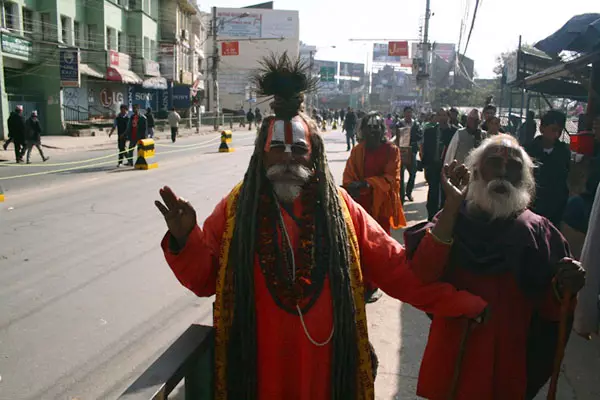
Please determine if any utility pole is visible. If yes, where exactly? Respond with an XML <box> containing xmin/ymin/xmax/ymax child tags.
<box><xmin>307</xmin><ymin>50</ymin><xmax>315</xmax><ymax>112</ymax></box>
<box><xmin>211</xmin><ymin>6</ymin><xmax>220</xmax><ymax>131</ymax></box>
<box><xmin>422</xmin><ymin>0</ymin><xmax>431</xmax><ymax>109</ymax></box>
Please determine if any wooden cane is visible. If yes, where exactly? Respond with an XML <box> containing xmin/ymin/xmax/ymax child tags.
<box><xmin>448</xmin><ymin>319</ymin><xmax>472</xmax><ymax>400</ymax></box>
<box><xmin>547</xmin><ymin>288</ymin><xmax>572</xmax><ymax>400</ymax></box>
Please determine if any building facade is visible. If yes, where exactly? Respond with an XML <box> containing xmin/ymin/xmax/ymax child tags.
<box><xmin>204</xmin><ymin>6</ymin><xmax>300</xmax><ymax>113</ymax></box>
<box><xmin>0</xmin><ymin>0</ymin><xmax>203</xmax><ymax>138</ymax></box>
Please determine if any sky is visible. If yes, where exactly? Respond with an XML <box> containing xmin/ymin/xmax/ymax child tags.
<box><xmin>201</xmin><ymin>0</ymin><xmax>599</xmax><ymax>78</ymax></box>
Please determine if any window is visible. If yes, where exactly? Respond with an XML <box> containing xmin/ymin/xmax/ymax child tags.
<box><xmin>22</xmin><ymin>8</ymin><xmax>33</xmax><ymax>36</ymax></box>
<box><xmin>41</xmin><ymin>13</ymin><xmax>51</xmax><ymax>41</ymax></box>
<box><xmin>128</xmin><ymin>35</ymin><xmax>137</xmax><ymax>56</ymax></box>
<box><xmin>144</xmin><ymin>0</ymin><xmax>151</xmax><ymax>15</ymax></box>
<box><xmin>2</xmin><ymin>2</ymin><xmax>16</xmax><ymax>31</ymax></box>
<box><xmin>87</xmin><ymin>24</ymin><xmax>97</xmax><ymax>49</ymax></box>
<box><xmin>118</xmin><ymin>0</ymin><xmax>128</xmax><ymax>8</ymax></box>
<box><xmin>150</xmin><ymin>40</ymin><xmax>156</xmax><ymax>60</ymax></box>
<box><xmin>61</xmin><ymin>15</ymin><xmax>71</xmax><ymax>44</ymax></box>
<box><xmin>118</xmin><ymin>31</ymin><xmax>125</xmax><ymax>53</ymax></box>
<box><xmin>129</xmin><ymin>0</ymin><xmax>138</xmax><ymax>9</ymax></box>
<box><xmin>143</xmin><ymin>36</ymin><xmax>150</xmax><ymax>59</ymax></box>
<box><xmin>74</xmin><ymin>21</ymin><xmax>81</xmax><ymax>47</ymax></box>
<box><xmin>106</xmin><ymin>27</ymin><xmax>115</xmax><ymax>50</ymax></box>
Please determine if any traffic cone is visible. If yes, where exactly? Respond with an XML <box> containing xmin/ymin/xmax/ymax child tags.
<box><xmin>219</xmin><ymin>130</ymin><xmax>234</xmax><ymax>152</ymax></box>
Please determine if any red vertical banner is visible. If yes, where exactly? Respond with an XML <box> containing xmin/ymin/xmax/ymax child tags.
<box><xmin>388</xmin><ymin>41</ymin><xmax>409</xmax><ymax>57</ymax></box>
<box><xmin>221</xmin><ymin>41</ymin><xmax>240</xmax><ymax>56</ymax></box>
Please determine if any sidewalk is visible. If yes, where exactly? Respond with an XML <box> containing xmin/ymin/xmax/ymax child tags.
<box><xmin>369</xmin><ymin>172</ymin><xmax>600</xmax><ymax>400</ymax></box>
<box><xmin>0</xmin><ymin>125</ymin><xmax>237</xmax><ymax>155</ymax></box>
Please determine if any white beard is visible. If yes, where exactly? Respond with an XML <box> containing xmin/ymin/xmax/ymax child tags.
<box><xmin>266</xmin><ymin>164</ymin><xmax>313</xmax><ymax>203</ymax></box>
<box><xmin>466</xmin><ymin>178</ymin><xmax>532</xmax><ymax>220</ymax></box>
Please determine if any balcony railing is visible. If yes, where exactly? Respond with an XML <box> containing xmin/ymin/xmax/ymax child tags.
<box><xmin>118</xmin><ymin>324</ymin><xmax>214</xmax><ymax>400</ymax></box>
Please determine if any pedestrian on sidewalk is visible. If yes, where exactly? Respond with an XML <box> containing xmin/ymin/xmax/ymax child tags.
<box><xmin>5</xmin><ymin>105</ymin><xmax>26</xmax><ymax>163</ymax></box>
<box><xmin>526</xmin><ymin>110</ymin><xmax>571</xmax><ymax>227</ymax></box>
<box><xmin>343</xmin><ymin>111</ymin><xmax>406</xmax><ymax>303</ymax></box>
<box><xmin>396</xmin><ymin>106</ymin><xmax>423</xmax><ymax>202</ymax></box>
<box><xmin>444</xmin><ymin>108</ymin><xmax>486</xmax><ymax>166</ymax></box>
<box><xmin>168</xmin><ymin>107</ymin><xmax>181</xmax><ymax>143</ymax></box>
<box><xmin>146</xmin><ymin>107</ymin><xmax>155</xmax><ymax>138</ymax></box>
<box><xmin>108</xmin><ymin>104</ymin><xmax>130</xmax><ymax>167</ymax></box>
<box><xmin>124</xmin><ymin>104</ymin><xmax>147</xmax><ymax>166</ymax></box>
<box><xmin>246</xmin><ymin>108</ymin><xmax>255</xmax><ymax>130</ymax></box>
<box><xmin>24</xmin><ymin>111</ymin><xmax>49</xmax><ymax>164</ymax></box>
<box><xmin>343</xmin><ymin>107</ymin><xmax>357</xmax><ymax>150</ymax></box>
<box><xmin>405</xmin><ymin>134</ymin><xmax>586</xmax><ymax>400</ymax></box>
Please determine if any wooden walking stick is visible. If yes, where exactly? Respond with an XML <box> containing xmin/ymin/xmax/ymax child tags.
<box><xmin>547</xmin><ymin>288</ymin><xmax>572</xmax><ymax>400</ymax></box>
<box><xmin>448</xmin><ymin>319</ymin><xmax>473</xmax><ymax>400</ymax></box>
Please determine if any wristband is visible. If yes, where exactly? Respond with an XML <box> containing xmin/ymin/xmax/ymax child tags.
<box><xmin>428</xmin><ymin>228</ymin><xmax>454</xmax><ymax>246</ymax></box>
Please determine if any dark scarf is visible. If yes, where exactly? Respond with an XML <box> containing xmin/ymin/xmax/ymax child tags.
<box><xmin>404</xmin><ymin>203</ymin><xmax>570</xmax><ymax>297</ymax></box>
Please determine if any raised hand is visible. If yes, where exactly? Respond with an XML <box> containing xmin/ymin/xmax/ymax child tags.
<box><xmin>554</xmin><ymin>257</ymin><xmax>586</xmax><ymax>296</ymax></box>
<box><xmin>441</xmin><ymin>161</ymin><xmax>470</xmax><ymax>209</ymax></box>
<box><xmin>155</xmin><ymin>186</ymin><xmax>197</xmax><ymax>244</ymax></box>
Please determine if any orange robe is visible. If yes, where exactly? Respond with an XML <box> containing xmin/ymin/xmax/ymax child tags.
<box><xmin>343</xmin><ymin>141</ymin><xmax>406</xmax><ymax>232</ymax></box>
<box><xmin>161</xmin><ymin>188</ymin><xmax>487</xmax><ymax>400</ymax></box>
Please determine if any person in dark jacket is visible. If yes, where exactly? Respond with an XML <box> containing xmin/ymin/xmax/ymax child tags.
<box><xmin>145</xmin><ymin>107</ymin><xmax>155</xmax><ymax>138</ymax></box>
<box><xmin>246</xmin><ymin>108</ymin><xmax>255</xmax><ymax>130</ymax></box>
<box><xmin>397</xmin><ymin>106</ymin><xmax>422</xmax><ymax>202</ymax></box>
<box><xmin>421</xmin><ymin>108</ymin><xmax>457</xmax><ymax>220</ymax></box>
<box><xmin>6</xmin><ymin>105</ymin><xmax>26</xmax><ymax>162</ymax></box>
<box><xmin>108</xmin><ymin>104</ymin><xmax>130</xmax><ymax>167</ymax></box>
<box><xmin>24</xmin><ymin>111</ymin><xmax>49</xmax><ymax>163</ymax></box>
<box><xmin>342</xmin><ymin>107</ymin><xmax>358</xmax><ymax>150</ymax></box>
<box><xmin>518</xmin><ymin>110</ymin><xmax>537</xmax><ymax>147</ymax></box>
<box><xmin>526</xmin><ymin>110</ymin><xmax>571</xmax><ymax>227</ymax></box>
<box><xmin>124</xmin><ymin>104</ymin><xmax>148</xmax><ymax>166</ymax></box>
<box><xmin>254</xmin><ymin>107</ymin><xmax>262</xmax><ymax>130</ymax></box>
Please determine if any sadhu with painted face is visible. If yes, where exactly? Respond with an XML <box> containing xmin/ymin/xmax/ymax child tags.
<box><xmin>405</xmin><ymin>134</ymin><xmax>586</xmax><ymax>400</ymax></box>
<box><xmin>154</xmin><ymin>53</ymin><xmax>488</xmax><ymax>400</ymax></box>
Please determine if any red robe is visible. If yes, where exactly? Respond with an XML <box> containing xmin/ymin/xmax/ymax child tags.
<box><xmin>161</xmin><ymin>189</ymin><xmax>487</xmax><ymax>400</ymax></box>
<box><xmin>406</xmin><ymin>209</ymin><xmax>571</xmax><ymax>400</ymax></box>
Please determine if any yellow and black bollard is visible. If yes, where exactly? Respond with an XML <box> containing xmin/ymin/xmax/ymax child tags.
<box><xmin>135</xmin><ymin>138</ymin><xmax>158</xmax><ymax>170</ymax></box>
<box><xmin>332</xmin><ymin>120</ymin><xmax>338</xmax><ymax>130</ymax></box>
<box><xmin>219</xmin><ymin>130</ymin><xmax>234</xmax><ymax>152</ymax></box>
<box><xmin>0</xmin><ymin>185</ymin><xmax>4</xmax><ymax>202</ymax></box>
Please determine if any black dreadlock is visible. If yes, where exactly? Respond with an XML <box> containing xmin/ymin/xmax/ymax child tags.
<box><xmin>226</xmin><ymin>53</ymin><xmax>358</xmax><ymax>400</ymax></box>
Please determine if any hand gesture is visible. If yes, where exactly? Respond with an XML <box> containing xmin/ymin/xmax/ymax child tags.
<box><xmin>441</xmin><ymin>161</ymin><xmax>470</xmax><ymax>208</ymax></box>
<box><xmin>554</xmin><ymin>257</ymin><xmax>586</xmax><ymax>296</ymax></box>
<box><xmin>155</xmin><ymin>186</ymin><xmax>197</xmax><ymax>244</ymax></box>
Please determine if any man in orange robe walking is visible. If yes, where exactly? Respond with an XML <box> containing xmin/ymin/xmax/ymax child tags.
<box><xmin>155</xmin><ymin>54</ymin><xmax>487</xmax><ymax>400</ymax></box>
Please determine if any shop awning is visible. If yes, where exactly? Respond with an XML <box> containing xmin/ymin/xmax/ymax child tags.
<box><xmin>106</xmin><ymin>67</ymin><xmax>143</xmax><ymax>84</ymax></box>
<box><xmin>80</xmin><ymin>63</ymin><xmax>105</xmax><ymax>79</ymax></box>
<box><xmin>142</xmin><ymin>76</ymin><xmax>168</xmax><ymax>90</ymax></box>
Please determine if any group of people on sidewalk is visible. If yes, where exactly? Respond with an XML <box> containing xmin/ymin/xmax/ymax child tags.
<box><xmin>153</xmin><ymin>54</ymin><xmax>597</xmax><ymax>400</ymax></box>
<box><xmin>3</xmin><ymin>105</ymin><xmax>49</xmax><ymax>164</ymax></box>
<box><xmin>108</xmin><ymin>104</ymin><xmax>181</xmax><ymax>167</ymax></box>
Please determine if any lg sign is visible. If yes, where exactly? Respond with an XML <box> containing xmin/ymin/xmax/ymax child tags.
<box><xmin>100</xmin><ymin>88</ymin><xmax>124</xmax><ymax>107</ymax></box>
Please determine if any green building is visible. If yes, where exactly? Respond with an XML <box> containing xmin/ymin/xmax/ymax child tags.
<box><xmin>0</xmin><ymin>0</ymin><xmax>188</xmax><ymax>138</ymax></box>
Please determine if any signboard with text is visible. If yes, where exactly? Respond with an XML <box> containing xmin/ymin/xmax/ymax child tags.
<box><xmin>1</xmin><ymin>33</ymin><xmax>33</xmax><ymax>59</ymax></box>
<box><xmin>339</xmin><ymin>62</ymin><xmax>364</xmax><ymax>78</ymax></box>
<box><xmin>221</xmin><ymin>41</ymin><xmax>239</xmax><ymax>56</ymax></box>
<box><xmin>319</xmin><ymin>66</ymin><xmax>335</xmax><ymax>82</ymax></box>
<box><xmin>388</xmin><ymin>41</ymin><xmax>409</xmax><ymax>57</ymax></box>
<box><xmin>217</xmin><ymin>11</ymin><xmax>262</xmax><ymax>38</ymax></box>
<box><xmin>60</xmin><ymin>49</ymin><xmax>80</xmax><ymax>88</ymax></box>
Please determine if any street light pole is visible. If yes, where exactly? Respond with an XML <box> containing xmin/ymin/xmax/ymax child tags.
<box><xmin>307</xmin><ymin>50</ymin><xmax>315</xmax><ymax>112</ymax></box>
<box><xmin>422</xmin><ymin>0</ymin><xmax>432</xmax><ymax>107</ymax></box>
<box><xmin>211</xmin><ymin>6</ymin><xmax>220</xmax><ymax>131</ymax></box>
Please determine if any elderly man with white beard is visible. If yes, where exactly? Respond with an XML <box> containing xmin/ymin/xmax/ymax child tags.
<box><xmin>404</xmin><ymin>134</ymin><xmax>586</xmax><ymax>400</ymax></box>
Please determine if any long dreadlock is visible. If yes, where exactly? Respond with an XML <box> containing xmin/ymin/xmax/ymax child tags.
<box><xmin>224</xmin><ymin>53</ymin><xmax>359</xmax><ymax>399</ymax></box>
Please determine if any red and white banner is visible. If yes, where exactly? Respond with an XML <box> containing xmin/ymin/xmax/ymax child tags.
<box><xmin>388</xmin><ymin>41</ymin><xmax>409</xmax><ymax>57</ymax></box>
<box><xmin>221</xmin><ymin>41</ymin><xmax>239</xmax><ymax>56</ymax></box>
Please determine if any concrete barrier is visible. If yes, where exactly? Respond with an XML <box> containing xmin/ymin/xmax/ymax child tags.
<box><xmin>135</xmin><ymin>138</ymin><xmax>158</xmax><ymax>170</ymax></box>
<box><xmin>218</xmin><ymin>130</ymin><xmax>234</xmax><ymax>153</ymax></box>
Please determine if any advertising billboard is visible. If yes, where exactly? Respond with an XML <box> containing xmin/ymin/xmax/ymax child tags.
<box><xmin>339</xmin><ymin>62</ymin><xmax>364</xmax><ymax>78</ymax></box>
<box><xmin>217</xmin><ymin>11</ymin><xmax>262</xmax><ymax>38</ymax></box>
<box><xmin>433</xmin><ymin>43</ymin><xmax>456</xmax><ymax>63</ymax></box>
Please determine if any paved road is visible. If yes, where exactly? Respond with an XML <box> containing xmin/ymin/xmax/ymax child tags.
<box><xmin>0</xmin><ymin>130</ymin><xmax>257</xmax><ymax>197</ymax></box>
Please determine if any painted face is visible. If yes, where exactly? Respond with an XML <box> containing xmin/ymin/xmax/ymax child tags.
<box><xmin>264</xmin><ymin>115</ymin><xmax>311</xmax><ymax>155</ymax></box>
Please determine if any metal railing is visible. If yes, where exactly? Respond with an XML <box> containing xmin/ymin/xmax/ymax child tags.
<box><xmin>62</xmin><ymin>105</ymin><xmax>89</xmax><ymax>123</ymax></box>
<box><xmin>118</xmin><ymin>324</ymin><xmax>214</xmax><ymax>400</ymax></box>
